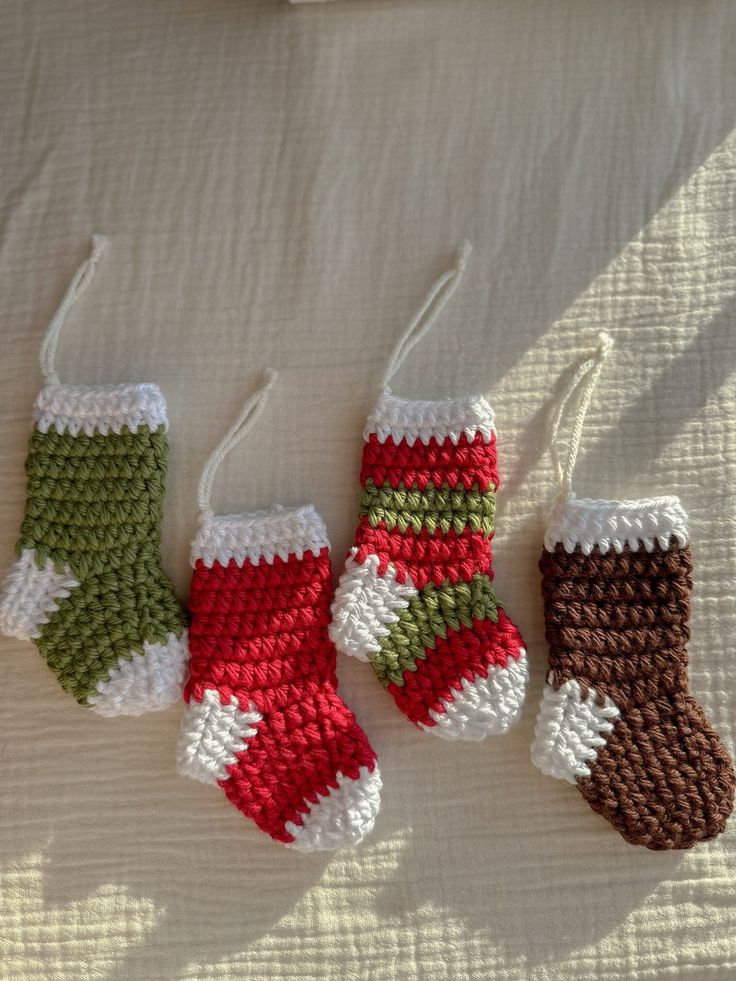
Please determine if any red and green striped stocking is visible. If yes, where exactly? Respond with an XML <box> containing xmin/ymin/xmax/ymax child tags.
<box><xmin>330</xmin><ymin>243</ymin><xmax>527</xmax><ymax>739</ymax></box>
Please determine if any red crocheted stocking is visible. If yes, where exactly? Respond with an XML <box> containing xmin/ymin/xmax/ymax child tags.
<box><xmin>177</xmin><ymin>502</ymin><xmax>381</xmax><ymax>851</ymax></box>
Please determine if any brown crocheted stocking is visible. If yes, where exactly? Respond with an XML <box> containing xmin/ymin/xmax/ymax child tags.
<box><xmin>531</xmin><ymin>495</ymin><xmax>735</xmax><ymax>850</ymax></box>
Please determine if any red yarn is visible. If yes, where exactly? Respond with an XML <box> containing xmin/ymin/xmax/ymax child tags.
<box><xmin>360</xmin><ymin>432</ymin><xmax>499</xmax><ymax>492</ymax></box>
<box><xmin>333</xmin><ymin>420</ymin><xmax>526</xmax><ymax>739</ymax></box>
<box><xmin>388</xmin><ymin>609</ymin><xmax>525</xmax><ymax>727</ymax></box>
<box><xmin>186</xmin><ymin>547</ymin><xmax>377</xmax><ymax>844</ymax></box>
<box><xmin>353</xmin><ymin>518</ymin><xmax>493</xmax><ymax>589</ymax></box>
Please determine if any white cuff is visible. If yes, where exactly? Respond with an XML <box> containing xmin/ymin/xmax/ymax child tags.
<box><xmin>33</xmin><ymin>383</ymin><xmax>168</xmax><ymax>437</ymax></box>
<box><xmin>544</xmin><ymin>495</ymin><xmax>689</xmax><ymax>555</ymax></box>
<box><xmin>364</xmin><ymin>392</ymin><xmax>495</xmax><ymax>446</ymax></box>
<box><xmin>192</xmin><ymin>505</ymin><xmax>330</xmax><ymax>567</ymax></box>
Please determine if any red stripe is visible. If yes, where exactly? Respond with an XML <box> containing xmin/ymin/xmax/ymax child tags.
<box><xmin>387</xmin><ymin>608</ymin><xmax>524</xmax><ymax>727</ymax></box>
<box><xmin>360</xmin><ymin>432</ymin><xmax>498</xmax><ymax>492</ymax></box>
<box><xmin>353</xmin><ymin>518</ymin><xmax>493</xmax><ymax>589</ymax></box>
<box><xmin>187</xmin><ymin>549</ymin><xmax>334</xmax><ymax>695</ymax></box>
<box><xmin>185</xmin><ymin>546</ymin><xmax>377</xmax><ymax>844</ymax></box>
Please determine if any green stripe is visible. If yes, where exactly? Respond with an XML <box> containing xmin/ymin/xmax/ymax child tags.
<box><xmin>359</xmin><ymin>479</ymin><xmax>496</xmax><ymax>536</ymax></box>
<box><xmin>20</xmin><ymin>427</ymin><xmax>169</xmax><ymax>577</ymax></box>
<box><xmin>18</xmin><ymin>425</ymin><xmax>185</xmax><ymax>703</ymax></box>
<box><xmin>369</xmin><ymin>574</ymin><xmax>499</xmax><ymax>688</ymax></box>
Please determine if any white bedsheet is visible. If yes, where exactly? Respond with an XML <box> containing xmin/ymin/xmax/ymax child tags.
<box><xmin>1</xmin><ymin>1</ymin><xmax>735</xmax><ymax>978</ymax></box>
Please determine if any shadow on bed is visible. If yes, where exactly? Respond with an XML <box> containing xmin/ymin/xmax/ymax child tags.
<box><xmin>1</xmin><ymin>1</ymin><xmax>735</xmax><ymax>976</ymax></box>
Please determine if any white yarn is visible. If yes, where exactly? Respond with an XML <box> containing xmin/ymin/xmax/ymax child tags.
<box><xmin>364</xmin><ymin>391</ymin><xmax>495</xmax><ymax>447</ymax></box>
<box><xmin>192</xmin><ymin>505</ymin><xmax>330</xmax><ymax>568</ymax></box>
<box><xmin>329</xmin><ymin>551</ymin><xmax>418</xmax><ymax>661</ymax></box>
<box><xmin>33</xmin><ymin>382</ymin><xmax>169</xmax><ymax>436</ymax></box>
<box><xmin>0</xmin><ymin>549</ymin><xmax>79</xmax><ymax>641</ymax></box>
<box><xmin>381</xmin><ymin>241</ymin><xmax>473</xmax><ymax>393</ymax></box>
<box><xmin>330</xmin><ymin>554</ymin><xmax>530</xmax><ymax>739</ymax></box>
<box><xmin>285</xmin><ymin>765</ymin><xmax>383</xmax><ymax>852</ymax></box>
<box><xmin>544</xmin><ymin>495</ymin><xmax>689</xmax><ymax>555</ymax></box>
<box><xmin>530</xmin><ymin>677</ymin><xmax>620</xmax><ymax>784</ymax></box>
<box><xmin>87</xmin><ymin>630</ymin><xmax>190</xmax><ymax>717</ymax></box>
<box><xmin>196</xmin><ymin>369</ymin><xmax>278</xmax><ymax>518</ymax></box>
<box><xmin>176</xmin><ymin>689</ymin><xmax>263</xmax><ymax>785</ymax></box>
<box><xmin>420</xmin><ymin>651</ymin><xmax>529</xmax><ymax>741</ymax></box>
<box><xmin>39</xmin><ymin>234</ymin><xmax>107</xmax><ymax>384</ymax></box>
<box><xmin>548</xmin><ymin>332</ymin><xmax>613</xmax><ymax>504</ymax></box>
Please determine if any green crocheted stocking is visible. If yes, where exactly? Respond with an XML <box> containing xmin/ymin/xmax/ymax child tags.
<box><xmin>0</xmin><ymin>382</ymin><xmax>188</xmax><ymax>715</ymax></box>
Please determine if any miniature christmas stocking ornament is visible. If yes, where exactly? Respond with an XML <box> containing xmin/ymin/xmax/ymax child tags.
<box><xmin>177</xmin><ymin>373</ymin><xmax>381</xmax><ymax>851</ymax></box>
<box><xmin>531</xmin><ymin>335</ymin><xmax>735</xmax><ymax>849</ymax></box>
<box><xmin>330</xmin><ymin>243</ymin><xmax>528</xmax><ymax>740</ymax></box>
<box><xmin>0</xmin><ymin>236</ymin><xmax>188</xmax><ymax>715</ymax></box>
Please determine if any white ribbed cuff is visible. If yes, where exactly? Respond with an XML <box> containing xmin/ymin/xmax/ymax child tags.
<box><xmin>364</xmin><ymin>392</ymin><xmax>495</xmax><ymax>446</ymax></box>
<box><xmin>33</xmin><ymin>383</ymin><xmax>168</xmax><ymax>436</ymax></box>
<box><xmin>544</xmin><ymin>495</ymin><xmax>689</xmax><ymax>555</ymax></box>
<box><xmin>192</xmin><ymin>505</ymin><xmax>330</xmax><ymax>567</ymax></box>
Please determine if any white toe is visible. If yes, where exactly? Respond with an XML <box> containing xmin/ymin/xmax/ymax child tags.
<box><xmin>285</xmin><ymin>765</ymin><xmax>382</xmax><ymax>852</ymax></box>
<box><xmin>420</xmin><ymin>650</ymin><xmax>529</xmax><ymax>741</ymax></box>
<box><xmin>88</xmin><ymin>630</ymin><xmax>189</xmax><ymax>717</ymax></box>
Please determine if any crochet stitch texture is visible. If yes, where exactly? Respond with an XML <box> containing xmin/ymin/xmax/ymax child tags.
<box><xmin>331</xmin><ymin>392</ymin><xmax>528</xmax><ymax>740</ymax></box>
<box><xmin>177</xmin><ymin>505</ymin><xmax>381</xmax><ymax>851</ymax></box>
<box><xmin>0</xmin><ymin>382</ymin><xmax>188</xmax><ymax>715</ymax></box>
<box><xmin>531</xmin><ymin>496</ymin><xmax>735</xmax><ymax>849</ymax></box>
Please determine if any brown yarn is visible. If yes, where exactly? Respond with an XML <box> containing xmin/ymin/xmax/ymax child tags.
<box><xmin>541</xmin><ymin>541</ymin><xmax>735</xmax><ymax>850</ymax></box>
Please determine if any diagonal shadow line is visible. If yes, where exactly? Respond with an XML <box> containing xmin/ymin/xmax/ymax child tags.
<box><xmin>499</xmin><ymin>296</ymin><xmax>736</xmax><ymax>519</ymax></box>
<box><xmin>563</xmin><ymin>303</ymin><xmax>736</xmax><ymax>500</ymax></box>
<box><xmin>496</xmin><ymin>357</ymin><xmax>583</xmax><ymax>520</ymax></box>
<box><xmin>371</xmin><ymin>310</ymin><xmax>736</xmax><ymax>970</ymax></box>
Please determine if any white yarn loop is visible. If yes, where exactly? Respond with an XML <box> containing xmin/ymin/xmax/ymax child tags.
<box><xmin>39</xmin><ymin>234</ymin><xmax>108</xmax><ymax>384</ymax></box>
<box><xmin>549</xmin><ymin>332</ymin><xmax>613</xmax><ymax>503</ymax></box>
<box><xmin>381</xmin><ymin>240</ymin><xmax>473</xmax><ymax>392</ymax></box>
<box><xmin>196</xmin><ymin>369</ymin><xmax>278</xmax><ymax>517</ymax></box>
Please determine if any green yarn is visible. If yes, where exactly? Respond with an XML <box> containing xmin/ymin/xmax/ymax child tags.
<box><xmin>369</xmin><ymin>574</ymin><xmax>499</xmax><ymax>688</ymax></box>
<box><xmin>19</xmin><ymin>427</ymin><xmax>169</xmax><ymax>576</ymax></box>
<box><xmin>38</xmin><ymin>553</ymin><xmax>183</xmax><ymax>704</ymax></box>
<box><xmin>359</xmin><ymin>479</ymin><xmax>496</xmax><ymax>537</ymax></box>
<box><xmin>18</xmin><ymin>425</ymin><xmax>185</xmax><ymax>704</ymax></box>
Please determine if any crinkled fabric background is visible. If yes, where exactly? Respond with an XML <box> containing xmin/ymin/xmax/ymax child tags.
<box><xmin>1</xmin><ymin>1</ymin><xmax>735</xmax><ymax>979</ymax></box>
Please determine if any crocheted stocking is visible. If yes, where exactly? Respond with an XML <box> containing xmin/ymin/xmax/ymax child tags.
<box><xmin>0</xmin><ymin>238</ymin><xmax>188</xmax><ymax>715</ymax></box>
<box><xmin>330</xmin><ymin>244</ymin><xmax>527</xmax><ymax>740</ymax></box>
<box><xmin>177</xmin><ymin>378</ymin><xmax>381</xmax><ymax>851</ymax></box>
<box><xmin>530</xmin><ymin>336</ymin><xmax>734</xmax><ymax>848</ymax></box>
<box><xmin>531</xmin><ymin>496</ymin><xmax>735</xmax><ymax>849</ymax></box>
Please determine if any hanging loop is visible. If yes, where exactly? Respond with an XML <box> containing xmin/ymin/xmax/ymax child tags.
<box><xmin>196</xmin><ymin>369</ymin><xmax>278</xmax><ymax>518</ymax></box>
<box><xmin>39</xmin><ymin>234</ymin><xmax>108</xmax><ymax>384</ymax></box>
<box><xmin>381</xmin><ymin>240</ymin><xmax>473</xmax><ymax>392</ymax></box>
<box><xmin>549</xmin><ymin>332</ymin><xmax>613</xmax><ymax>503</ymax></box>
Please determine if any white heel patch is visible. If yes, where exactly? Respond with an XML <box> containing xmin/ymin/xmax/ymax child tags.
<box><xmin>0</xmin><ymin>549</ymin><xmax>79</xmax><ymax>641</ymax></box>
<box><xmin>176</xmin><ymin>687</ymin><xmax>262</xmax><ymax>784</ymax></box>
<box><xmin>531</xmin><ymin>677</ymin><xmax>620</xmax><ymax>783</ymax></box>
<box><xmin>329</xmin><ymin>551</ymin><xmax>417</xmax><ymax>661</ymax></box>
